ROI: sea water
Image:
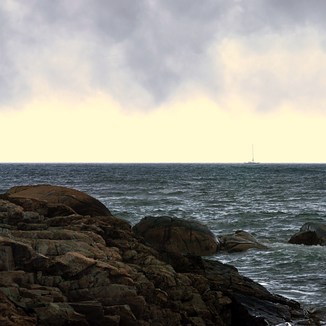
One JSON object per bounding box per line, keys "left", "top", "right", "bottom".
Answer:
{"left": 0, "top": 163, "right": 325, "bottom": 310}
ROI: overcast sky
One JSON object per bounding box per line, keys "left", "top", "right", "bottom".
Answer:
{"left": 1, "top": 0, "right": 326, "bottom": 163}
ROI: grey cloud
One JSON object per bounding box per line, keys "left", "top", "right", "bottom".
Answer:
{"left": 0, "top": 4, "right": 29, "bottom": 105}
{"left": 264, "top": 0, "right": 326, "bottom": 27}
{"left": 1, "top": 0, "right": 326, "bottom": 109}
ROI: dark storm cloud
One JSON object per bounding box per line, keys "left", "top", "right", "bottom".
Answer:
{"left": 1, "top": 0, "right": 326, "bottom": 109}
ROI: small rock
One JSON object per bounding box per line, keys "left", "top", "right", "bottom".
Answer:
{"left": 289, "top": 222, "right": 326, "bottom": 245}
{"left": 219, "top": 230, "right": 267, "bottom": 253}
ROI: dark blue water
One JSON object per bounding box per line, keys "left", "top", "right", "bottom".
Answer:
{"left": 1, "top": 163, "right": 325, "bottom": 310}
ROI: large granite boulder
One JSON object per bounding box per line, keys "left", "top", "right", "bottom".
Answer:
{"left": 4, "top": 184, "right": 111, "bottom": 217}
{"left": 219, "top": 230, "right": 268, "bottom": 253}
{"left": 133, "top": 216, "right": 219, "bottom": 256}
{"left": 289, "top": 222, "right": 326, "bottom": 245}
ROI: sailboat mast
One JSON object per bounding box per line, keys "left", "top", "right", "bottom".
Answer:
{"left": 251, "top": 144, "right": 254, "bottom": 163}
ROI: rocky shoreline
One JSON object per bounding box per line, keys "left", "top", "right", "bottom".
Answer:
{"left": 0, "top": 184, "right": 322, "bottom": 325}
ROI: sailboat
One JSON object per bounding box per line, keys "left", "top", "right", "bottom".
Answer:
{"left": 246, "top": 145, "right": 259, "bottom": 164}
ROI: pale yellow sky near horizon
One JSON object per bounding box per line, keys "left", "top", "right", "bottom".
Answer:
{"left": 2, "top": 2, "right": 326, "bottom": 163}
{"left": 1, "top": 91, "right": 326, "bottom": 163}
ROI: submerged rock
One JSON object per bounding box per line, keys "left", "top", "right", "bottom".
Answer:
{"left": 289, "top": 222, "right": 326, "bottom": 245}
{"left": 218, "top": 230, "right": 267, "bottom": 253}
{"left": 133, "top": 216, "right": 219, "bottom": 256}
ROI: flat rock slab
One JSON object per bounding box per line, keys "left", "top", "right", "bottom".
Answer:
{"left": 133, "top": 216, "right": 219, "bottom": 256}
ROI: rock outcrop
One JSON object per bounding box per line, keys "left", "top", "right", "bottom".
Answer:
{"left": 218, "top": 230, "right": 268, "bottom": 253}
{"left": 0, "top": 185, "right": 320, "bottom": 325}
{"left": 133, "top": 216, "right": 219, "bottom": 256}
{"left": 4, "top": 184, "right": 112, "bottom": 217}
{"left": 289, "top": 222, "right": 326, "bottom": 246}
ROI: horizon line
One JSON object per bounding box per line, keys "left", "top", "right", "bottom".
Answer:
{"left": 1, "top": 161, "right": 326, "bottom": 165}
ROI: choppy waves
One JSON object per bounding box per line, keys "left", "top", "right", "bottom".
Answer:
{"left": 1, "top": 163, "right": 326, "bottom": 308}
{"left": 218, "top": 242, "right": 326, "bottom": 308}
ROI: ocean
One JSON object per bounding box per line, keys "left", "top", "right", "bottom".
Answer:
{"left": 1, "top": 163, "right": 325, "bottom": 311}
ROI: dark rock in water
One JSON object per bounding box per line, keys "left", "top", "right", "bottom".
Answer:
{"left": 289, "top": 222, "right": 326, "bottom": 245}
{"left": 219, "top": 230, "right": 267, "bottom": 253}
{"left": 5, "top": 184, "right": 112, "bottom": 217}
{"left": 133, "top": 216, "right": 219, "bottom": 256}
{"left": 0, "top": 185, "right": 320, "bottom": 325}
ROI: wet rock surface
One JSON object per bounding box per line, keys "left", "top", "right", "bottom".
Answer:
{"left": 218, "top": 230, "right": 268, "bottom": 253}
{"left": 0, "top": 185, "right": 321, "bottom": 325}
{"left": 289, "top": 222, "right": 326, "bottom": 246}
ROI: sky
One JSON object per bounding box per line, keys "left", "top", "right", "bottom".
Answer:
{"left": 1, "top": 0, "right": 326, "bottom": 163}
